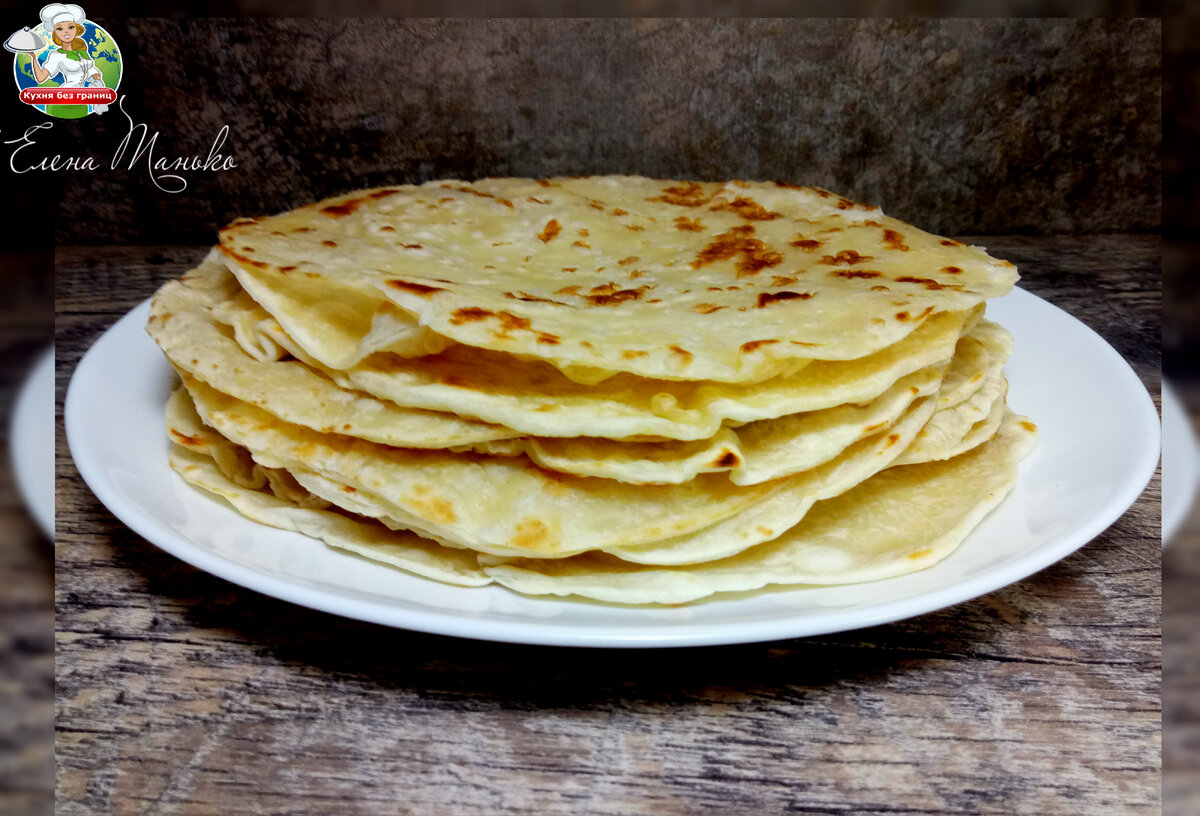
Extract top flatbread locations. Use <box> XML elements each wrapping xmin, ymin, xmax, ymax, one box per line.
<box><xmin>218</xmin><ymin>176</ymin><xmax>1018</xmax><ymax>383</ymax></box>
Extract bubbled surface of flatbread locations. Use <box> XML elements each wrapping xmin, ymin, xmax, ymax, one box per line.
<box><xmin>218</xmin><ymin>176</ymin><xmax>1018</xmax><ymax>383</ymax></box>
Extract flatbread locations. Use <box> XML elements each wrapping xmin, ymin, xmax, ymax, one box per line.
<box><xmin>165</xmin><ymin>391</ymin><xmax>1036</xmax><ymax>603</ymax></box>
<box><xmin>482</xmin><ymin>412</ymin><xmax>1038</xmax><ymax>603</ymax></box>
<box><xmin>217</xmin><ymin>176</ymin><xmax>1018</xmax><ymax>383</ymax></box>
<box><xmin>210</xmin><ymin>270</ymin><xmax>975</xmax><ymax>441</ymax></box>
<box><xmin>149</xmin><ymin>256</ymin><xmax>520</xmax><ymax>449</ymax></box>
<box><xmin>178</xmin><ymin>378</ymin><xmax>785</xmax><ymax>558</ymax></box>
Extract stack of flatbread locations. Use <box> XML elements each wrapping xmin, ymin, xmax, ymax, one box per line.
<box><xmin>148</xmin><ymin>177</ymin><xmax>1036</xmax><ymax>604</ymax></box>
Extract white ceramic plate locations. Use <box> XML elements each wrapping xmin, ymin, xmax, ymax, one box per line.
<box><xmin>1161</xmin><ymin>380</ymin><xmax>1198</xmax><ymax>545</ymax></box>
<box><xmin>11</xmin><ymin>346</ymin><xmax>54</xmax><ymax>539</ymax></box>
<box><xmin>66</xmin><ymin>288</ymin><xmax>1159</xmax><ymax>647</ymax></box>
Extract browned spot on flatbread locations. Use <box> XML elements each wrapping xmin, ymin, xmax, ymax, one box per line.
<box><xmin>771</xmin><ymin>275</ymin><xmax>798</xmax><ymax>286</ymax></box>
<box><xmin>1020</xmin><ymin>420</ymin><xmax>1038</xmax><ymax>432</ymax></box>
<box><xmin>895</xmin><ymin>276</ymin><xmax>954</xmax><ymax>291</ymax></box>
<box><xmin>713</xmin><ymin>450</ymin><xmax>741</xmax><ymax>468</ymax></box>
<box><xmin>649</xmin><ymin>181</ymin><xmax>712</xmax><ymax>208</ymax></box>
<box><xmin>740</xmin><ymin>339</ymin><xmax>780</xmax><ymax>353</ymax></box>
<box><xmin>908</xmin><ymin>548</ymin><xmax>933</xmax><ymax>559</ymax></box>
<box><xmin>617</xmin><ymin>256</ymin><xmax>640</xmax><ymax>266</ymax></box>
<box><xmin>536</xmin><ymin>332</ymin><xmax>560</xmax><ymax>344</ymax></box>
<box><xmin>585</xmin><ymin>285</ymin><xmax>652</xmax><ymax>307</ymax></box>
<box><xmin>320</xmin><ymin>199</ymin><xmax>363</xmax><ymax>218</ymax></box>
<box><xmin>675</xmin><ymin>216</ymin><xmax>704</xmax><ymax>231</ymax></box>
<box><xmin>169</xmin><ymin>429</ymin><xmax>205</xmax><ymax>447</ymax></box>
<box><xmin>942</xmin><ymin>266</ymin><xmax>963</xmax><ymax>274</ymax></box>
<box><xmin>556</xmin><ymin>285</ymin><xmax>582</xmax><ymax>296</ymax></box>
<box><xmin>216</xmin><ymin>244</ymin><xmax>269</xmax><ymax>270</ymax></box>
<box><xmin>405</xmin><ymin>489</ymin><xmax>457</xmax><ymax>524</ymax></box>
<box><xmin>669</xmin><ymin>345</ymin><xmax>693</xmax><ymax>363</ymax></box>
<box><xmin>818</xmin><ymin>249</ymin><xmax>874</xmax><ymax>266</ymax></box>
<box><xmin>388</xmin><ymin>279</ymin><xmax>446</xmax><ymax>297</ymax></box>
<box><xmin>692</xmin><ymin>303</ymin><xmax>726</xmax><ymax>314</ymax></box>
<box><xmin>572</xmin><ymin>241</ymin><xmax>591</xmax><ymax>248</ymax></box>
<box><xmin>368</xmin><ymin>188</ymin><xmax>401</xmax><ymax>199</ymax></box>
<box><xmin>279</xmin><ymin>266</ymin><xmax>297</xmax><ymax>273</ymax></box>
<box><xmin>757</xmin><ymin>291</ymin><xmax>814</xmax><ymax>308</ymax></box>
<box><xmin>692</xmin><ymin>225</ymin><xmax>783</xmax><ymax>278</ymax></box>
<box><xmin>510</xmin><ymin>518</ymin><xmax>552</xmax><ymax>552</ymax></box>
<box><xmin>883</xmin><ymin>229</ymin><xmax>910</xmax><ymax>250</ymax></box>
<box><xmin>341</xmin><ymin>485</ymin><xmax>357</xmax><ymax>493</ymax></box>
<box><xmin>831</xmin><ymin>269</ymin><xmax>882</xmax><ymax>279</ymax></box>
<box><xmin>709</xmin><ymin>196</ymin><xmax>781</xmax><ymax>221</ymax></box>
<box><xmin>537</xmin><ymin>219</ymin><xmax>562</xmax><ymax>243</ymax></box>
<box><xmin>790</xmin><ymin>237</ymin><xmax>822</xmax><ymax>250</ymax></box>
<box><xmin>494</xmin><ymin>311</ymin><xmax>533</xmax><ymax>336</ymax></box>
<box><xmin>504</xmin><ymin>291</ymin><xmax>566</xmax><ymax>306</ymax></box>
<box><xmin>940</xmin><ymin>238</ymin><xmax>962</xmax><ymax>247</ymax></box>
<box><xmin>756</xmin><ymin>526</ymin><xmax>774</xmax><ymax>536</ymax></box>
<box><xmin>398</xmin><ymin>243</ymin><xmax>423</xmax><ymax>249</ymax></box>
<box><xmin>449</xmin><ymin>307</ymin><xmax>495</xmax><ymax>325</ymax></box>
<box><xmin>534</xmin><ymin>404</ymin><xmax>558</xmax><ymax>412</ymax></box>
<box><xmin>886</xmin><ymin>434</ymin><xmax>901</xmax><ymax>447</ymax></box>
<box><xmin>895</xmin><ymin>311</ymin><xmax>910</xmax><ymax>321</ymax></box>
<box><xmin>321</xmin><ymin>240</ymin><xmax>337</xmax><ymax>248</ymax></box>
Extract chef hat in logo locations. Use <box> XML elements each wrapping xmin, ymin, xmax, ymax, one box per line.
<box><xmin>39</xmin><ymin>4</ymin><xmax>86</xmax><ymax>30</ymax></box>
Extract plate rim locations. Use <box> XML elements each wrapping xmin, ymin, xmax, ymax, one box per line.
<box><xmin>11</xmin><ymin>344</ymin><xmax>54</xmax><ymax>539</ymax></box>
<box><xmin>1162</xmin><ymin>380</ymin><xmax>1198</xmax><ymax>545</ymax></box>
<box><xmin>65</xmin><ymin>288</ymin><xmax>1161</xmax><ymax>648</ymax></box>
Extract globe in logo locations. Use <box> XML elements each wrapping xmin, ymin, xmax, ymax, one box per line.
<box><xmin>9</xmin><ymin>5</ymin><xmax>122</xmax><ymax>120</ymax></box>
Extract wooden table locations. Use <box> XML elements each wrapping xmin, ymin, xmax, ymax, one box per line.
<box><xmin>1165</xmin><ymin>380</ymin><xmax>1200</xmax><ymax>816</ymax></box>
<box><xmin>0</xmin><ymin>261</ymin><xmax>53</xmax><ymax>816</ymax></box>
<box><xmin>56</xmin><ymin>237</ymin><xmax>1161</xmax><ymax>816</ymax></box>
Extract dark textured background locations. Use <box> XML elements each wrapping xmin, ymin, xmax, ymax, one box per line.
<box><xmin>51</xmin><ymin>17</ymin><xmax>1160</xmax><ymax>245</ymax></box>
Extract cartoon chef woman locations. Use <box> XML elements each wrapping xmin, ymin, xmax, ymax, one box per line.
<box><xmin>28</xmin><ymin>4</ymin><xmax>102</xmax><ymax>118</ymax></box>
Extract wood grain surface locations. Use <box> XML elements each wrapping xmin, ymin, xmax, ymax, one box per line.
<box><xmin>0</xmin><ymin>257</ymin><xmax>54</xmax><ymax>816</ymax></box>
<box><xmin>56</xmin><ymin>236</ymin><xmax>1161</xmax><ymax>816</ymax></box>
<box><xmin>1165</xmin><ymin>381</ymin><xmax>1200</xmax><ymax>816</ymax></box>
